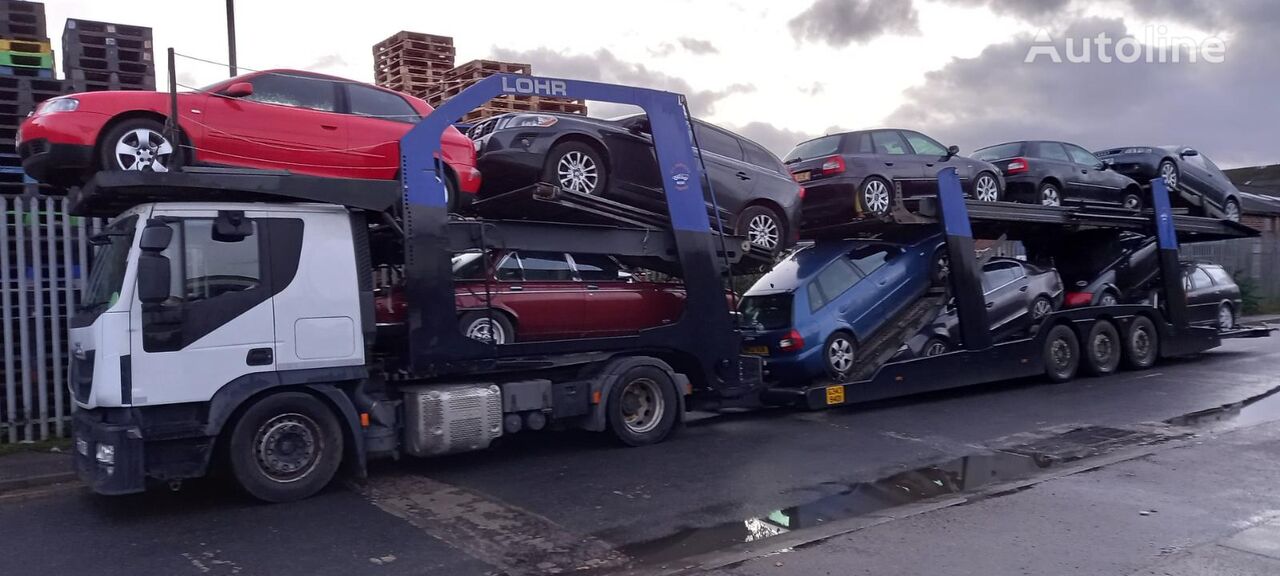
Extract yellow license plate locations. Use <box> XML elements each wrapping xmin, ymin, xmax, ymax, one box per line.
<box><xmin>793</xmin><ymin>171</ymin><xmax>811</xmax><ymax>182</ymax></box>
<box><xmin>825</xmin><ymin>385</ymin><xmax>845</xmax><ymax>405</ymax></box>
<box><xmin>744</xmin><ymin>345</ymin><xmax>770</xmax><ymax>356</ymax></box>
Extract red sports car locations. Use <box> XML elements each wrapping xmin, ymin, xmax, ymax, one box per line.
<box><xmin>375</xmin><ymin>250</ymin><xmax>690</xmax><ymax>344</ymax></box>
<box><xmin>17</xmin><ymin>69</ymin><xmax>480</xmax><ymax>208</ymax></box>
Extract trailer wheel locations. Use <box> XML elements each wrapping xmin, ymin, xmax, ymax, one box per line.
<box><xmin>1123</xmin><ymin>316</ymin><xmax>1159</xmax><ymax>370</ymax></box>
<box><xmin>227</xmin><ymin>392</ymin><xmax>344</xmax><ymax>503</ymax></box>
<box><xmin>607</xmin><ymin>365</ymin><xmax>679</xmax><ymax>446</ymax></box>
<box><xmin>1043</xmin><ymin>324</ymin><xmax>1080</xmax><ymax>383</ymax></box>
<box><xmin>1082</xmin><ymin>320</ymin><xmax>1121</xmax><ymax>376</ymax></box>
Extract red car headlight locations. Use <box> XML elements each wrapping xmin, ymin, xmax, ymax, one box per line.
<box><xmin>38</xmin><ymin>97</ymin><xmax>79</xmax><ymax>114</ymax></box>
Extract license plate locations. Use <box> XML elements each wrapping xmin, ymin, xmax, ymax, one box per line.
<box><xmin>744</xmin><ymin>345</ymin><xmax>770</xmax><ymax>356</ymax></box>
<box><xmin>793</xmin><ymin>171</ymin><xmax>811</xmax><ymax>183</ymax></box>
<box><xmin>825</xmin><ymin>385</ymin><xmax>845</xmax><ymax>405</ymax></box>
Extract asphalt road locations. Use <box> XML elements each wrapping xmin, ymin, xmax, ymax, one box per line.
<box><xmin>2</xmin><ymin>336</ymin><xmax>1278</xmax><ymax>576</ymax></box>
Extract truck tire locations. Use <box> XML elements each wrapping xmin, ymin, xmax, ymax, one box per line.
<box><xmin>607</xmin><ymin>364</ymin><xmax>679</xmax><ymax>446</ymax></box>
<box><xmin>1042</xmin><ymin>324</ymin><xmax>1080</xmax><ymax>383</ymax></box>
<box><xmin>228</xmin><ymin>392</ymin><xmax>344</xmax><ymax>503</ymax></box>
<box><xmin>1082</xmin><ymin>320</ymin><xmax>1121</xmax><ymax>376</ymax></box>
<box><xmin>1123</xmin><ymin>316</ymin><xmax>1160</xmax><ymax>370</ymax></box>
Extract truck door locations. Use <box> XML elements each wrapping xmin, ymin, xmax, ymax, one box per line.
<box><xmin>129</xmin><ymin>210</ymin><xmax>282</xmax><ymax>406</ymax></box>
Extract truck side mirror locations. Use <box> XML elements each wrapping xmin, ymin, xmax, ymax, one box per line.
<box><xmin>139</xmin><ymin>219</ymin><xmax>173</xmax><ymax>252</ymax></box>
<box><xmin>137</xmin><ymin>252</ymin><xmax>172</xmax><ymax>305</ymax></box>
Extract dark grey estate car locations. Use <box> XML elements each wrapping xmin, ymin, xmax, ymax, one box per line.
<box><xmin>1183</xmin><ymin>262</ymin><xmax>1242</xmax><ymax>330</ymax></box>
<box><xmin>1093</xmin><ymin>145</ymin><xmax>1242</xmax><ymax>221</ymax></box>
<box><xmin>785</xmin><ymin>129</ymin><xmax>1005</xmax><ymax>227</ymax></box>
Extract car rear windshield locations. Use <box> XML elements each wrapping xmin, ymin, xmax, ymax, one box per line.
<box><xmin>784</xmin><ymin>135</ymin><xmax>842</xmax><ymax>163</ymax></box>
<box><xmin>1205</xmin><ymin>266</ymin><xmax>1234</xmax><ymax>285</ymax></box>
<box><xmin>739</xmin><ymin>293</ymin><xmax>793</xmax><ymax>331</ymax></box>
<box><xmin>973</xmin><ymin>142</ymin><xmax>1023</xmax><ymax>161</ymax></box>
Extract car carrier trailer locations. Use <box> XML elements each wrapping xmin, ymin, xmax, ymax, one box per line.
<box><xmin>66</xmin><ymin>75</ymin><xmax>1268</xmax><ymax>502</ymax></box>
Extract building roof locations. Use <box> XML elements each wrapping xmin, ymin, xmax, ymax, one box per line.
<box><xmin>1226</xmin><ymin>164</ymin><xmax>1280</xmax><ymax>194</ymax></box>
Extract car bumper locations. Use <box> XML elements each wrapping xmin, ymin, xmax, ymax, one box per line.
<box><xmin>474</xmin><ymin>131</ymin><xmax>553</xmax><ymax>197</ymax></box>
<box><xmin>758</xmin><ymin>348</ymin><xmax>824</xmax><ymax>384</ymax></box>
<box><xmin>1003</xmin><ymin>178</ymin><xmax>1040</xmax><ymax>203</ymax></box>
<box><xmin>18</xmin><ymin>111</ymin><xmax>108</xmax><ymax>185</ymax></box>
<box><xmin>799</xmin><ymin>179</ymin><xmax>860</xmax><ymax>227</ymax></box>
<box><xmin>72</xmin><ymin>409</ymin><xmax>147</xmax><ymax>496</ymax></box>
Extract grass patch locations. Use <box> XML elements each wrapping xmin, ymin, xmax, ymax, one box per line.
<box><xmin>0</xmin><ymin>437</ymin><xmax>72</xmax><ymax>457</ymax></box>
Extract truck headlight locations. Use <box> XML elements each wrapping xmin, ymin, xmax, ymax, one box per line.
<box><xmin>39</xmin><ymin>97</ymin><xmax>79</xmax><ymax>114</ymax></box>
<box><xmin>95</xmin><ymin>443</ymin><xmax>115</xmax><ymax>465</ymax></box>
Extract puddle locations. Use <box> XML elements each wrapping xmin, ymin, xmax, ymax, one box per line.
<box><xmin>1167</xmin><ymin>386</ymin><xmax>1280</xmax><ymax>430</ymax></box>
<box><xmin>620</xmin><ymin>451</ymin><xmax>1052</xmax><ymax>567</ymax></box>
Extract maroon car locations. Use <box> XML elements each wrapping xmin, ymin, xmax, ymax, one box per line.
<box><xmin>375</xmin><ymin>251</ymin><xmax>688</xmax><ymax>343</ymax></box>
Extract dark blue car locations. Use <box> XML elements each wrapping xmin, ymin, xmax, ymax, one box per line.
<box><xmin>739</xmin><ymin>232</ymin><xmax>946</xmax><ymax>383</ymax></box>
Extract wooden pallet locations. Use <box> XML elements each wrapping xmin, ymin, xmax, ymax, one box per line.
<box><xmin>374</xmin><ymin>31</ymin><xmax>453</xmax><ymax>53</ymax></box>
<box><xmin>443</xmin><ymin>59</ymin><xmax>532</xmax><ymax>81</ymax></box>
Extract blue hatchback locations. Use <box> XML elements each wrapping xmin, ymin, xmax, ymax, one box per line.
<box><xmin>739</xmin><ymin>232</ymin><xmax>946</xmax><ymax>384</ymax></box>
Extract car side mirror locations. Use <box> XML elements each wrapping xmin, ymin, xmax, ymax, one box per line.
<box><xmin>1097</xmin><ymin>162</ymin><xmax>1109</xmax><ymax>171</ymax></box>
<box><xmin>224</xmin><ymin>82</ymin><xmax>254</xmax><ymax>98</ymax></box>
<box><xmin>1180</xmin><ymin>148</ymin><xmax>1199</xmax><ymax>157</ymax></box>
<box><xmin>617</xmin><ymin>270</ymin><xmax>634</xmax><ymax>282</ymax></box>
<box><xmin>946</xmin><ymin>145</ymin><xmax>960</xmax><ymax>158</ymax></box>
<box><xmin>137</xmin><ymin>252</ymin><xmax>172</xmax><ymax>305</ymax></box>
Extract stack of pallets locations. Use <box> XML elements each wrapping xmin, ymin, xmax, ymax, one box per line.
<box><xmin>0</xmin><ymin>2</ymin><xmax>66</xmax><ymax>195</ymax></box>
<box><xmin>0</xmin><ymin>0</ymin><xmax>51</xmax><ymax>80</ymax></box>
<box><xmin>373</xmin><ymin>31</ymin><xmax>455</xmax><ymax>99</ymax></box>
<box><xmin>62</xmin><ymin>18</ymin><xmax>155</xmax><ymax>92</ymax></box>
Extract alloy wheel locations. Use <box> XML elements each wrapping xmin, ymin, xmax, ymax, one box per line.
<box><xmin>1160</xmin><ymin>162</ymin><xmax>1178</xmax><ymax>189</ymax></box>
<box><xmin>747</xmin><ymin>213</ymin><xmax>780</xmax><ymax>251</ymax></box>
<box><xmin>556</xmin><ymin>150</ymin><xmax>599</xmax><ymax>194</ymax></box>
<box><xmin>863</xmin><ymin>180</ymin><xmax>890</xmax><ymax>214</ymax></box>
<box><xmin>1219</xmin><ymin>305</ymin><xmax>1235</xmax><ymax>330</ymax></box>
<box><xmin>828</xmin><ymin>337</ymin><xmax>855</xmax><ymax>374</ymax></box>
<box><xmin>1040</xmin><ymin>186</ymin><xmax>1061</xmax><ymax>206</ymax></box>
<box><xmin>1099</xmin><ymin>293</ymin><xmax>1118</xmax><ymax>307</ymax></box>
<box><xmin>1032</xmin><ymin>298</ymin><xmax>1053</xmax><ymax>319</ymax></box>
<box><xmin>1225</xmin><ymin>201</ymin><xmax>1241</xmax><ymax>222</ymax></box>
<box><xmin>1123</xmin><ymin>195</ymin><xmax>1141</xmax><ymax>210</ymax></box>
<box><xmin>114</xmin><ymin>128</ymin><xmax>175</xmax><ymax>172</ymax></box>
<box><xmin>924</xmin><ymin>340</ymin><xmax>948</xmax><ymax>357</ymax></box>
<box><xmin>465</xmin><ymin>317</ymin><xmax>507</xmax><ymax>344</ymax></box>
<box><xmin>975</xmin><ymin>175</ymin><xmax>1000</xmax><ymax>202</ymax></box>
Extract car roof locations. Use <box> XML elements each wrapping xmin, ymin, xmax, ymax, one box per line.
<box><xmin>744</xmin><ymin>233</ymin><xmax>939</xmax><ymax>294</ymax></box>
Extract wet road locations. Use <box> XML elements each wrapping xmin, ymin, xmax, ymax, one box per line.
<box><xmin>2</xmin><ymin>336</ymin><xmax>1278</xmax><ymax>576</ymax></box>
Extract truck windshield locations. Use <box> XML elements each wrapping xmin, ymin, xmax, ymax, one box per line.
<box><xmin>80</xmin><ymin>215</ymin><xmax>138</xmax><ymax>314</ymax></box>
<box><xmin>739</xmin><ymin>293</ymin><xmax>793</xmax><ymax>330</ymax></box>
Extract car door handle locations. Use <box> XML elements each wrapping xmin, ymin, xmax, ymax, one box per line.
<box><xmin>1020</xmin><ymin>286</ymin><xmax>1028</xmax><ymax>292</ymax></box>
<box><xmin>986</xmin><ymin>302</ymin><xmax>994</xmax><ymax>308</ymax></box>
<box><xmin>508</xmin><ymin>285</ymin><xmax>523</xmax><ymax>291</ymax></box>
<box><xmin>246</xmin><ymin>347</ymin><xmax>273</xmax><ymax>366</ymax></box>
<box><xmin>321</xmin><ymin>124</ymin><xmax>339</xmax><ymax>130</ymax></box>
<box><xmin>736</xmin><ymin>171</ymin><xmax>751</xmax><ymax>180</ymax></box>
<box><xmin>586</xmin><ymin>284</ymin><xmax>599</xmax><ymax>290</ymax></box>
<box><xmin>884</xmin><ymin>162</ymin><xmax>895</xmax><ymax>167</ymax></box>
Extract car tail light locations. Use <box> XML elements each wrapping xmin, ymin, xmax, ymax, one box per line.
<box><xmin>778</xmin><ymin>329</ymin><xmax>805</xmax><ymax>352</ymax></box>
<box><xmin>797</xmin><ymin>186</ymin><xmax>806</xmax><ymax>200</ymax></box>
<box><xmin>821</xmin><ymin>155</ymin><xmax>846</xmax><ymax>175</ymax></box>
<box><xmin>1064</xmin><ymin>292</ymin><xmax>1093</xmax><ymax>308</ymax></box>
<box><xmin>1006</xmin><ymin>158</ymin><xmax>1029</xmax><ymax>175</ymax></box>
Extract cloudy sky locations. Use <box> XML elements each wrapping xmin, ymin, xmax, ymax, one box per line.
<box><xmin>44</xmin><ymin>0</ymin><xmax>1277</xmax><ymax>167</ymax></box>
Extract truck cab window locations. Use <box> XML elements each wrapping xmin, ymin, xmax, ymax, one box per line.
<box><xmin>161</xmin><ymin>219</ymin><xmax>262</xmax><ymax>302</ymax></box>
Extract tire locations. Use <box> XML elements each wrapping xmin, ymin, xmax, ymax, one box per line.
<box><xmin>606</xmin><ymin>364</ymin><xmax>679</xmax><ymax>446</ymax></box>
<box><xmin>860</xmin><ymin>177</ymin><xmax>892</xmax><ymax>216</ymax></box>
<box><xmin>444</xmin><ymin>172</ymin><xmax>459</xmax><ymax>214</ymax></box>
<box><xmin>736</xmin><ymin>204</ymin><xmax>786</xmax><ymax>254</ymax></box>
<box><xmin>1082</xmin><ymin>320</ymin><xmax>1122</xmax><ymax>376</ymax></box>
<box><xmin>227</xmin><ymin>392</ymin><xmax>344</xmax><ymax>503</ymax></box>
<box><xmin>1097</xmin><ymin>290</ymin><xmax>1119</xmax><ymax>307</ymax></box>
<box><xmin>922</xmin><ymin>337</ymin><xmax>949</xmax><ymax>357</ymax></box>
<box><xmin>1042</xmin><ymin>324</ymin><xmax>1080</xmax><ymax>383</ymax></box>
<box><xmin>99</xmin><ymin>117</ymin><xmax>183</xmax><ymax>174</ymax></box>
<box><xmin>1159</xmin><ymin>160</ymin><xmax>1179</xmax><ymax>191</ymax></box>
<box><xmin>1224</xmin><ymin>198</ymin><xmax>1241</xmax><ymax>222</ymax></box>
<box><xmin>929</xmin><ymin>248</ymin><xmax>950</xmax><ymax>285</ymax></box>
<box><xmin>1218</xmin><ymin>303</ymin><xmax>1235</xmax><ymax>331</ymax></box>
<box><xmin>1122</xmin><ymin>188</ymin><xmax>1143</xmax><ymax>211</ymax></box>
<box><xmin>973</xmin><ymin>172</ymin><xmax>1001</xmax><ymax>202</ymax></box>
<box><xmin>543</xmin><ymin>141</ymin><xmax>606</xmax><ymax>195</ymax></box>
<box><xmin>824</xmin><ymin>331</ymin><xmax>857</xmax><ymax>381</ymax></box>
<box><xmin>458</xmin><ymin>311</ymin><xmax>515</xmax><ymax>344</ymax></box>
<box><xmin>1030</xmin><ymin>295</ymin><xmax>1054</xmax><ymax>321</ymax></box>
<box><xmin>1039</xmin><ymin>182</ymin><xmax>1062</xmax><ymax>207</ymax></box>
<box><xmin>1122</xmin><ymin>316</ymin><xmax>1160</xmax><ymax>370</ymax></box>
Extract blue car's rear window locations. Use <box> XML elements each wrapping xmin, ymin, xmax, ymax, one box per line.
<box><xmin>739</xmin><ymin>293</ymin><xmax>793</xmax><ymax>330</ymax></box>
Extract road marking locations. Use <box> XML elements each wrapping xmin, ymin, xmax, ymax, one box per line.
<box><xmin>356</xmin><ymin>473</ymin><xmax>627</xmax><ymax>574</ymax></box>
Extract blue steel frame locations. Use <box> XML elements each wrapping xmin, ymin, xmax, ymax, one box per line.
<box><xmin>397</xmin><ymin>74</ymin><xmax>749</xmax><ymax>395</ymax></box>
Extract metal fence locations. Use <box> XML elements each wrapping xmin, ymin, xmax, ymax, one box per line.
<box><xmin>1182</xmin><ymin>233</ymin><xmax>1280</xmax><ymax>305</ymax></box>
<box><xmin>2</xmin><ymin>194</ymin><xmax>100</xmax><ymax>443</ymax></box>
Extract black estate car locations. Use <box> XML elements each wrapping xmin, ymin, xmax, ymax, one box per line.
<box><xmin>1183</xmin><ymin>262</ymin><xmax>1242</xmax><ymax>330</ymax></box>
<box><xmin>468</xmin><ymin>112</ymin><xmax>802</xmax><ymax>253</ymax></box>
<box><xmin>1040</xmin><ymin>230</ymin><xmax>1160</xmax><ymax>308</ymax></box>
<box><xmin>1093</xmin><ymin>145</ymin><xmax>1242</xmax><ymax>221</ymax></box>
<box><xmin>784</xmin><ymin>129</ymin><xmax>1005</xmax><ymax>227</ymax></box>
<box><xmin>973</xmin><ymin>140</ymin><xmax>1145</xmax><ymax>209</ymax></box>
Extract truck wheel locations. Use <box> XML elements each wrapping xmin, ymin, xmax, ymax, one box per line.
<box><xmin>100</xmin><ymin>117</ymin><xmax>183</xmax><ymax>173</ymax></box>
<box><xmin>607</xmin><ymin>365</ymin><xmax>679</xmax><ymax>446</ymax></box>
<box><xmin>459</xmin><ymin>311</ymin><xmax>514</xmax><ymax>344</ymax></box>
<box><xmin>1123</xmin><ymin>316</ymin><xmax>1159</xmax><ymax>370</ymax></box>
<box><xmin>1042</xmin><ymin>324</ymin><xmax>1079</xmax><ymax>383</ymax></box>
<box><xmin>228</xmin><ymin>392</ymin><xmax>344</xmax><ymax>503</ymax></box>
<box><xmin>1082</xmin><ymin>320</ymin><xmax>1121</xmax><ymax>376</ymax></box>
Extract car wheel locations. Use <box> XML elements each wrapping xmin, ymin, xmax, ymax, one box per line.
<box><xmin>736</xmin><ymin>204</ymin><xmax>786</xmax><ymax>254</ymax></box>
<box><xmin>544</xmin><ymin>141</ymin><xmax>606</xmax><ymax>195</ymax></box>
<box><xmin>1082</xmin><ymin>320</ymin><xmax>1122</xmax><ymax>376</ymax></box>
<box><xmin>930</xmin><ymin>248</ymin><xmax>950</xmax><ymax>286</ymax></box>
<box><xmin>1042</xmin><ymin>324</ymin><xmax>1080</xmax><ymax>383</ymax></box>
<box><xmin>99</xmin><ymin>118</ymin><xmax>183</xmax><ymax>174</ymax></box>
<box><xmin>1224</xmin><ymin>198</ymin><xmax>1241</xmax><ymax>222</ymax></box>
<box><xmin>1159</xmin><ymin>160</ymin><xmax>1179</xmax><ymax>190</ymax></box>
<box><xmin>458</xmin><ymin>311</ymin><xmax>514</xmax><ymax>344</ymax></box>
<box><xmin>606</xmin><ymin>364</ymin><xmax>679</xmax><ymax>446</ymax></box>
<box><xmin>824</xmin><ymin>332</ymin><xmax>857</xmax><ymax>381</ymax></box>
<box><xmin>1122</xmin><ymin>189</ymin><xmax>1144</xmax><ymax>211</ymax></box>
<box><xmin>922</xmin><ymin>337</ymin><xmax>949</xmax><ymax>357</ymax></box>
<box><xmin>1122</xmin><ymin>316</ymin><xmax>1159</xmax><ymax>370</ymax></box>
<box><xmin>228</xmin><ymin>392</ymin><xmax>344</xmax><ymax>503</ymax></box>
<box><xmin>1030</xmin><ymin>295</ymin><xmax>1054</xmax><ymax>320</ymax></box>
<box><xmin>1218</xmin><ymin>303</ymin><xmax>1235</xmax><ymax>331</ymax></box>
<box><xmin>1098</xmin><ymin>291</ymin><xmax>1119</xmax><ymax>307</ymax></box>
<box><xmin>1039</xmin><ymin>182</ymin><xmax>1062</xmax><ymax>207</ymax></box>
<box><xmin>859</xmin><ymin>177</ymin><xmax>892</xmax><ymax>216</ymax></box>
<box><xmin>973</xmin><ymin>172</ymin><xmax>1001</xmax><ymax>202</ymax></box>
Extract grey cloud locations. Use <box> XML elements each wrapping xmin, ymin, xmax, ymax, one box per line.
<box><xmin>491</xmin><ymin>47</ymin><xmax>752</xmax><ymax>116</ymax></box>
<box><xmin>306</xmin><ymin>53</ymin><xmax>346</xmax><ymax>71</ymax></box>
<box><xmin>885</xmin><ymin>16</ymin><xmax>1280</xmax><ymax>167</ymax></box>
<box><xmin>944</xmin><ymin>0</ymin><xmax>1074</xmax><ymax>22</ymax></box>
<box><xmin>788</xmin><ymin>0</ymin><xmax>920</xmax><ymax>48</ymax></box>
<box><xmin>678</xmin><ymin>38</ymin><xmax>719</xmax><ymax>55</ymax></box>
